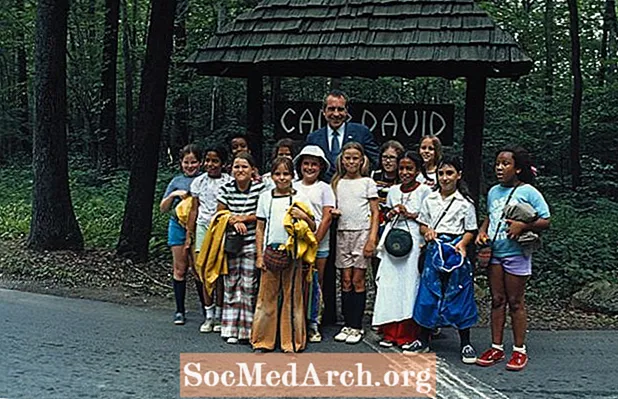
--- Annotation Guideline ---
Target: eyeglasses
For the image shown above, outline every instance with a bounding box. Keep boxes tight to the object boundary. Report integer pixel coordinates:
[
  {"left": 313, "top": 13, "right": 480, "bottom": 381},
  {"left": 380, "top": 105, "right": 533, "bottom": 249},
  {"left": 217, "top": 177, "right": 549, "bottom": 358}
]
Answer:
[
  {"left": 325, "top": 106, "right": 346, "bottom": 112},
  {"left": 381, "top": 155, "right": 397, "bottom": 162}
]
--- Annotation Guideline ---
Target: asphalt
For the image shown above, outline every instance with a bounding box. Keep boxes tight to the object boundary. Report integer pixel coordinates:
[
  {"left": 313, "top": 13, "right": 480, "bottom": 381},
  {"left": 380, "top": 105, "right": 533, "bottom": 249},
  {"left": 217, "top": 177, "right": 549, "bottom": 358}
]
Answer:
[{"left": 1, "top": 288, "right": 617, "bottom": 399}]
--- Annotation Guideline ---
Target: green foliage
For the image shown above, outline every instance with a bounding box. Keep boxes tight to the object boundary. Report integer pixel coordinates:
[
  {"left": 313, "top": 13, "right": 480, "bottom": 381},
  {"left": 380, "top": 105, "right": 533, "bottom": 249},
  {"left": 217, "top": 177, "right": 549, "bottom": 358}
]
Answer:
[{"left": 0, "top": 165, "right": 172, "bottom": 255}]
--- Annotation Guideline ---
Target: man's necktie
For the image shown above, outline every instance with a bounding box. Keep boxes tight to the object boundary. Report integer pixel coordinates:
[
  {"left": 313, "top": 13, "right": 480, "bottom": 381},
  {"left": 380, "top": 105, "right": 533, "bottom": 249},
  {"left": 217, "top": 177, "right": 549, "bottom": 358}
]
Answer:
[{"left": 331, "top": 130, "right": 341, "bottom": 158}]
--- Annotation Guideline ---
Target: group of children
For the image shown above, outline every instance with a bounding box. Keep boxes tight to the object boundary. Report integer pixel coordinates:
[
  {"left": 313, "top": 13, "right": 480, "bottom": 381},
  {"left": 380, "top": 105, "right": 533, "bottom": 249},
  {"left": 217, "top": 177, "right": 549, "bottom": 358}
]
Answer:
[{"left": 160, "top": 133, "right": 550, "bottom": 371}]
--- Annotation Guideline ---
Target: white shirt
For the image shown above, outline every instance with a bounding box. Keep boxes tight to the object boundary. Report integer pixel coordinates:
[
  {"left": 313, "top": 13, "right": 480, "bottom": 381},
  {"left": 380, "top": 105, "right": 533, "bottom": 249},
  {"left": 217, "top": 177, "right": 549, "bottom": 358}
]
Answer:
[
  {"left": 256, "top": 190, "right": 311, "bottom": 247},
  {"left": 327, "top": 123, "right": 346, "bottom": 153},
  {"left": 190, "top": 173, "right": 233, "bottom": 226},
  {"left": 335, "top": 177, "right": 378, "bottom": 231},
  {"left": 418, "top": 190, "right": 477, "bottom": 235},
  {"left": 293, "top": 180, "right": 336, "bottom": 251}
]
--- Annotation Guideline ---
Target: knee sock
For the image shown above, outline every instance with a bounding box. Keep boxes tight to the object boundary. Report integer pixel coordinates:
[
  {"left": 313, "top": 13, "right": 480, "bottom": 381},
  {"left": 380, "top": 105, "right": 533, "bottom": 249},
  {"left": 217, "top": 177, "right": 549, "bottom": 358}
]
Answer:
[
  {"left": 215, "top": 306, "right": 222, "bottom": 321},
  {"left": 173, "top": 279, "right": 186, "bottom": 314},
  {"left": 458, "top": 328, "right": 471, "bottom": 348},
  {"left": 352, "top": 291, "right": 366, "bottom": 330},
  {"left": 194, "top": 280, "right": 206, "bottom": 316},
  {"left": 341, "top": 291, "right": 352, "bottom": 326}
]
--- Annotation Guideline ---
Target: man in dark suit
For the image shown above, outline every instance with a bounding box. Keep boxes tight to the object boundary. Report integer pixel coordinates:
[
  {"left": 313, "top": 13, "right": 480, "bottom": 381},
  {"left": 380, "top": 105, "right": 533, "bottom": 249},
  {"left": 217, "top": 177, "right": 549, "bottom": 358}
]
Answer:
[{"left": 306, "top": 90, "right": 379, "bottom": 182}]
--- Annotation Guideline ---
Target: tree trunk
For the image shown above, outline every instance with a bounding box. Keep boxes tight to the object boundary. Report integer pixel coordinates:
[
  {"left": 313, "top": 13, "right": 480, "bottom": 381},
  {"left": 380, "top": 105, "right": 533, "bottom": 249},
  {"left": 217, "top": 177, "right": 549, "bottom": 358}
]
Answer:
[
  {"left": 117, "top": 0, "right": 177, "bottom": 262},
  {"left": 567, "top": 0, "right": 583, "bottom": 189},
  {"left": 209, "top": 0, "right": 227, "bottom": 133},
  {"left": 97, "top": 0, "right": 120, "bottom": 173},
  {"left": 543, "top": 0, "right": 554, "bottom": 101},
  {"left": 29, "top": 0, "right": 83, "bottom": 250},
  {"left": 121, "top": 0, "right": 135, "bottom": 168},
  {"left": 171, "top": 0, "right": 189, "bottom": 160},
  {"left": 599, "top": 0, "right": 618, "bottom": 85},
  {"left": 16, "top": 0, "right": 30, "bottom": 151}
]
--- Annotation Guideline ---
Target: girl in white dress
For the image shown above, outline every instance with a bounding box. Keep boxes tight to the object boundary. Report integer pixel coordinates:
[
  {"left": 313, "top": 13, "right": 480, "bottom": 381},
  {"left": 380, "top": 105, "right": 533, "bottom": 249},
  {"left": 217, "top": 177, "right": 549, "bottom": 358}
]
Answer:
[{"left": 373, "top": 151, "right": 431, "bottom": 348}]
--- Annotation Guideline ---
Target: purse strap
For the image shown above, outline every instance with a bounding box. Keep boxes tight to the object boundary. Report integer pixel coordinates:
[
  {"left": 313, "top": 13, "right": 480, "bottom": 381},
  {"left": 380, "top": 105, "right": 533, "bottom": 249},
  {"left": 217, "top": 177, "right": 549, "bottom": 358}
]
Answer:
[
  {"left": 490, "top": 184, "right": 520, "bottom": 243},
  {"left": 431, "top": 196, "right": 456, "bottom": 231}
]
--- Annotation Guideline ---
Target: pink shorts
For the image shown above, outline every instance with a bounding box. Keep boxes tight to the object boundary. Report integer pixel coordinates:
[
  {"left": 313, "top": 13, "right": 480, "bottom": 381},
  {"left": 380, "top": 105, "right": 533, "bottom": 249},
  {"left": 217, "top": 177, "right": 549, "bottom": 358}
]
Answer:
[{"left": 335, "top": 230, "right": 371, "bottom": 270}]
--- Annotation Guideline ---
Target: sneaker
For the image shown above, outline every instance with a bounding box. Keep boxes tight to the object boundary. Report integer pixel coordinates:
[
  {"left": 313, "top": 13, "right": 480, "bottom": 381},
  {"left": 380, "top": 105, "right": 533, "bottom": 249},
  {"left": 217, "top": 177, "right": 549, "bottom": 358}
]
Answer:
[
  {"left": 199, "top": 318, "right": 214, "bottom": 333},
  {"left": 334, "top": 326, "right": 352, "bottom": 342},
  {"left": 345, "top": 328, "right": 364, "bottom": 344},
  {"left": 476, "top": 348, "right": 506, "bottom": 367},
  {"left": 308, "top": 329, "right": 322, "bottom": 343},
  {"left": 213, "top": 320, "right": 222, "bottom": 332},
  {"left": 226, "top": 337, "right": 238, "bottom": 345},
  {"left": 461, "top": 345, "right": 477, "bottom": 364},
  {"left": 402, "top": 340, "right": 429, "bottom": 355},
  {"left": 379, "top": 340, "right": 395, "bottom": 348},
  {"left": 506, "top": 351, "right": 528, "bottom": 371},
  {"left": 173, "top": 312, "right": 185, "bottom": 325}
]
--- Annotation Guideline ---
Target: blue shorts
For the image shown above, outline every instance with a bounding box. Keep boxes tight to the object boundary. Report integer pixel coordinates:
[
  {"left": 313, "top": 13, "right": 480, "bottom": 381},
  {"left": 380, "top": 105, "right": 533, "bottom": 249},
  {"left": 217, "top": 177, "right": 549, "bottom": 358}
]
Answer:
[
  {"left": 490, "top": 254, "right": 532, "bottom": 276},
  {"left": 316, "top": 250, "right": 329, "bottom": 259},
  {"left": 167, "top": 218, "right": 186, "bottom": 247}
]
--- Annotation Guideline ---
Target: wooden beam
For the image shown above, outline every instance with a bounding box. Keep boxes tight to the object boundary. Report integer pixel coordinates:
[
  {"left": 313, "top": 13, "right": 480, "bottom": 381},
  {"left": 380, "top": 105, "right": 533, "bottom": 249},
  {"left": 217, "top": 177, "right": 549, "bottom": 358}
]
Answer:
[
  {"left": 246, "top": 74, "right": 264, "bottom": 169},
  {"left": 463, "top": 76, "right": 487, "bottom": 202}
]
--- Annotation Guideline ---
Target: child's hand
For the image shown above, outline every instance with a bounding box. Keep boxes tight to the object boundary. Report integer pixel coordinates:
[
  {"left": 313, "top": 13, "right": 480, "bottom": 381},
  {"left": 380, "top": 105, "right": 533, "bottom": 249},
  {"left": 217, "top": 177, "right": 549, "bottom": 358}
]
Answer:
[
  {"left": 290, "top": 207, "right": 308, "bottom": 221},
  {"left": 229, "top": 215, "right": 243, "bottom": 225},
  {"left": 184, "top": 232, "right": 193, "bottom": 250},
  {"left": 363, "top": 240, "right": 376, "bottom": 258},
  {"left": 506, "top": 220, "right": 526, "bottom": 239},
  {"left": 330, "top": 208, "right": 342, "bottom": 218},
  {"left": 234, "top": 222, "right": 248, "bottom": 235},
  {"left": 256, "top": 256, "right": 265, "bottom": 271},
  {"left": 454, "top": 241, "right": 467, "bottom": 258},
  {"left": 406, "top": 211, "right": 419, "bottom": 220},
  {"left": 475, "top": 231, "right": 489, "bottom": 246},
  {"left": 424, "top": 228, "right": 437, "bottom": 242}
]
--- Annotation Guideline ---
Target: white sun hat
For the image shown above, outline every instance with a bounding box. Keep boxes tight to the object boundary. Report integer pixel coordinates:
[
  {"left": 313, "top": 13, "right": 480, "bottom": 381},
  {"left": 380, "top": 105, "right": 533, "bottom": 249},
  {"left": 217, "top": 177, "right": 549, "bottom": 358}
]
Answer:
[{"left": 293, "top": 144, "right": 331, "bottom": 170}]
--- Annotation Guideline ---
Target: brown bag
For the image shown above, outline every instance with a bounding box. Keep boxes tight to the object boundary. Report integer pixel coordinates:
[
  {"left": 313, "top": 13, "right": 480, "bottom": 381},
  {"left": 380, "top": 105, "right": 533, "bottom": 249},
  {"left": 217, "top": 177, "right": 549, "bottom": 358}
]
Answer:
[{"left": 263, "top": 246, "right": 291, "bottom": 272}]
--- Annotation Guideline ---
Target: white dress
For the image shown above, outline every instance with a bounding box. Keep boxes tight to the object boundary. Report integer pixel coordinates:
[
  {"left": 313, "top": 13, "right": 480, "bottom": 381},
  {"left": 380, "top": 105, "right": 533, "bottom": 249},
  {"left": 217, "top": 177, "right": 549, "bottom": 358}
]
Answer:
[{"left": 372, "top": 183, "right": 432, "bottom": 326}]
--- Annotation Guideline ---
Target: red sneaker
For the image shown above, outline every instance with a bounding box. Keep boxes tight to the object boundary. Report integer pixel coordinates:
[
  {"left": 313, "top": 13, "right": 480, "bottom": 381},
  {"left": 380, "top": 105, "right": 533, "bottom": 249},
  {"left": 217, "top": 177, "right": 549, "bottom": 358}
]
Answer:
[
  {"left": 506, "top": 351, "right": 528, "bottom": 371},
  {"left": 475, "top": 347, "right": 505, "bottom": 367}
]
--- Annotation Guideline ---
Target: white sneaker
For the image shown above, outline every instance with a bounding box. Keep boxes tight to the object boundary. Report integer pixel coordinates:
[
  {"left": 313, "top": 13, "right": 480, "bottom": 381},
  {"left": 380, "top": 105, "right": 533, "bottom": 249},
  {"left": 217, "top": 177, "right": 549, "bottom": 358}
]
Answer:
[
  {"left": 199, "top": 318, "right": 214, "bottom": 333},
  {"left": 213, "top": 321, "right": 222, "bottom": 333},
  {"left": 379, "top": 340, "right": 395, "bottom": 348},
  {"left": 345, "top": 328, "right": 364, "bottom": 344},
  {"left": 334, "top": 326, "right": 352, "bottom": 342},
  {"left": 226, "top": 337, "right": 238, "bottom": 344}
]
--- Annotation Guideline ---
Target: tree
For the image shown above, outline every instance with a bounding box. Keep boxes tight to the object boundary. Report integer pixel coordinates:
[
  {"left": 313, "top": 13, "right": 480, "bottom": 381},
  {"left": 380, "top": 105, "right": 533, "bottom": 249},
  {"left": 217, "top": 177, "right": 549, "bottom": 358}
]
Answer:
[
  {"left": 599, "top": 0, "right": 618, "bottom": 85},
  {"left": 28, "top": 0, "right": 83, "bottom": 250},
  {"left": 567, "top": 0, "right": 583, "bottom": 189},
  {"left": 97, "top": 0, "right": 121, "bottom": 173},
  {"left": 117, "top": 0, "right": 177, "bottom": 261},
  {"left": 170, "top": 0, "right": 190, "bottom": 160},
  {"left": 120, "top": 0, "right": 135, "bottom": 167}
]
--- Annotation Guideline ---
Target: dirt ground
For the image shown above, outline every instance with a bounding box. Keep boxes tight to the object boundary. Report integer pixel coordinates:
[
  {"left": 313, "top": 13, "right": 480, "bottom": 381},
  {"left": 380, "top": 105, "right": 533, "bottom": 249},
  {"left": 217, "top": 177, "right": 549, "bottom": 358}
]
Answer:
[{"left": 2, "top": 239, "right": 618, "bottom": 330}]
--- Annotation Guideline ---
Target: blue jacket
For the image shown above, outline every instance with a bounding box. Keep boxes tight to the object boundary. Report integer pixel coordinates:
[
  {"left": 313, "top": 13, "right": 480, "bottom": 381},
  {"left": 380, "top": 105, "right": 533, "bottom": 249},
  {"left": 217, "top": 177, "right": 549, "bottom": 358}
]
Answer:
[
  {"left": 413, "top": 236, "right": 478, "bottom": 330},
  {"left": 306, "top": 123, "right": 379, "bottom": 182}
]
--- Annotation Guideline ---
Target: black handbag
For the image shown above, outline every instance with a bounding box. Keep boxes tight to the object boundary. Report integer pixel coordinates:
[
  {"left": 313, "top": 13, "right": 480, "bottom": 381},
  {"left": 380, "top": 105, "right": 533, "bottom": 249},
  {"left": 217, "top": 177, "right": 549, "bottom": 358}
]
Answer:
[
  {"left": 224, "top": 226, "right": 244, "bottom": 256},
  {"left": 384, "top": 215, "right": 413, "bottom": 257}
]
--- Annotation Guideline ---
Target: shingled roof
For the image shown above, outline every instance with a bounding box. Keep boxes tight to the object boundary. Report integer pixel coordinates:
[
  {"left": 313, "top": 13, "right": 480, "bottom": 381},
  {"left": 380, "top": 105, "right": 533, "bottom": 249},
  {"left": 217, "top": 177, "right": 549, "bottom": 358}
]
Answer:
[{"left": 185, "top": 0, "right": 533, "bottom": 78}]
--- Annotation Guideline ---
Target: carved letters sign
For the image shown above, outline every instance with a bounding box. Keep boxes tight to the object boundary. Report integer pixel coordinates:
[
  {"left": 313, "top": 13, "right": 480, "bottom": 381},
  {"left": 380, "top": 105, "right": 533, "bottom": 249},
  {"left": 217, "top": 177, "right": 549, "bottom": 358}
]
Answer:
[{"left": 274, "top": 101, "right": 454, "bottom": 146}]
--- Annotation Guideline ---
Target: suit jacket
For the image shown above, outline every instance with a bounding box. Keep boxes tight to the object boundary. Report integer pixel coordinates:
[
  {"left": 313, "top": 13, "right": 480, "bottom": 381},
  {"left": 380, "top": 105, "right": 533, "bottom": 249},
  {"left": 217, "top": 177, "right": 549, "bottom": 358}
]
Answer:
[{"left": 306, "top": 122, "right": 379, "bottom": 182}]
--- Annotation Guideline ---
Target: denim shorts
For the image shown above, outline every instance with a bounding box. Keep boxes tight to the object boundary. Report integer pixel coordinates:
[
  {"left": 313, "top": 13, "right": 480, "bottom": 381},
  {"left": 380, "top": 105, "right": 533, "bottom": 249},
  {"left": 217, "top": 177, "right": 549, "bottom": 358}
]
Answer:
[
  {"left": 490, "top": 254, "right": 532, "bottom": 276},
  {"left": 167, "top": 218, "right": 186, "bottom": 247},
  {"left": 316, "top": 249, "right": 329, "bottom": 259}
]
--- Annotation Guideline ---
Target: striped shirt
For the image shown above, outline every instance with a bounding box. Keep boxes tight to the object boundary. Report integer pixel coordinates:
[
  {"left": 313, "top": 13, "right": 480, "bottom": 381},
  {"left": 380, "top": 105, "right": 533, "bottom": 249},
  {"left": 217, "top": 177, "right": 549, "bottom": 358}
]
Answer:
[{"left": 217, "top": 180, "right": 265, "bottom": 242}]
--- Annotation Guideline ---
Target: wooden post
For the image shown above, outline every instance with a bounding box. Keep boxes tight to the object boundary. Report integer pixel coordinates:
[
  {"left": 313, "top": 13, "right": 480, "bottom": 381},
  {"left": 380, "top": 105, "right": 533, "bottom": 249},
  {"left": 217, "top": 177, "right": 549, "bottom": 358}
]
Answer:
[
  {"left": 247, "top": 75, "right": 264, "bottom": 169},
  {"left": 463, "top": 76, "right": 487, "bottom": 202}
]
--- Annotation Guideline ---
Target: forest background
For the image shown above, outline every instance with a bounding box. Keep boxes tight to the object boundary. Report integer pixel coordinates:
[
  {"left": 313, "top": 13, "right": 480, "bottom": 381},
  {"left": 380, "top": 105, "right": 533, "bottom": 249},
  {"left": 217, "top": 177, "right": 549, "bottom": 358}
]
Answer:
[{"left": 0, "top": 0, "right": 617, "bottom": 307}]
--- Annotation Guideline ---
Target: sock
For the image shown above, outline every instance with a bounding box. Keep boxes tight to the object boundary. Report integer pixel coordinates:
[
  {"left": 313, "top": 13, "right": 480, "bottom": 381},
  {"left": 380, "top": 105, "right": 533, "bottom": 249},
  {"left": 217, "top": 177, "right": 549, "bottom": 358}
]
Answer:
[
  {"left": 341, "top": 291, "right": 352, "bottom": 326},
  {"left": 458, "top": 328, "right": 471, "bottom": 348},
  {"left": 215, "top": 306, "right": 222, "bottom": 321},
  {"left": 173, "top": 279, "right": 186, "bottom": 314},
  {"left": 353, "top": 291, "right": 366, "bottom": 330},
  {"left": 194, "top": 280, "right": 206, "bottom": 314},
  {"left": 513, "top": 345, "right": 527, "bottom": 354},
  {"left": 205, "top": 304, "right": 215, "bottom": 320},
  {"left": 492, "top": 343, "right": 505, "bottom": 351}
]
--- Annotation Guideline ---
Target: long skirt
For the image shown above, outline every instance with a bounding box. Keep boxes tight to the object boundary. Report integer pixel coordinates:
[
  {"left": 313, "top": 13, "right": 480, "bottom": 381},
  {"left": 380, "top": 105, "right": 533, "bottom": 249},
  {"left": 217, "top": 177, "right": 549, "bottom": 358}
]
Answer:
[
  {"left": 221, "top": 242, "right": 258, "bottom": 340},
  {"left": 381, "top": 319, "right": 420, "bottom": 346},
  {"left": 251, "top": 263, "right": 306, "bottom": 352}
]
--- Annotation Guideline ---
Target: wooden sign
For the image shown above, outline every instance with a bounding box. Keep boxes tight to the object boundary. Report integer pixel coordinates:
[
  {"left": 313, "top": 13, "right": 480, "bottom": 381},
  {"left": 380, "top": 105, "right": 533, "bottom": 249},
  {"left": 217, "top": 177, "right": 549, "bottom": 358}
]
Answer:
[{"left": 274, "top": 101, "right": 454, "bottom": 146}]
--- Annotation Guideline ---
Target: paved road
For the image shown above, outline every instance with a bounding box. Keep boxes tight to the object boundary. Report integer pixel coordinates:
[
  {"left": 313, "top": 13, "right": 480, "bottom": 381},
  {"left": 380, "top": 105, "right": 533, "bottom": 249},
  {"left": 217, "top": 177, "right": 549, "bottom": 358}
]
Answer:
[{"left": 1, "top": 289, "right": 617, "bottom": 399}]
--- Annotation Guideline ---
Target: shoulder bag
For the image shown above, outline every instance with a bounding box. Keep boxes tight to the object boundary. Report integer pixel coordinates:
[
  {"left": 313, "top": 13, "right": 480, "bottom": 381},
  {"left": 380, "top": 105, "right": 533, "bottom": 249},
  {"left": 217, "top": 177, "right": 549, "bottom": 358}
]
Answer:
[
  {"left": 476, "top": 184, "right": 519, "bottom": 268},
  {"left": 383, "top": 190, "right": 415, "bottom": 258}
]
